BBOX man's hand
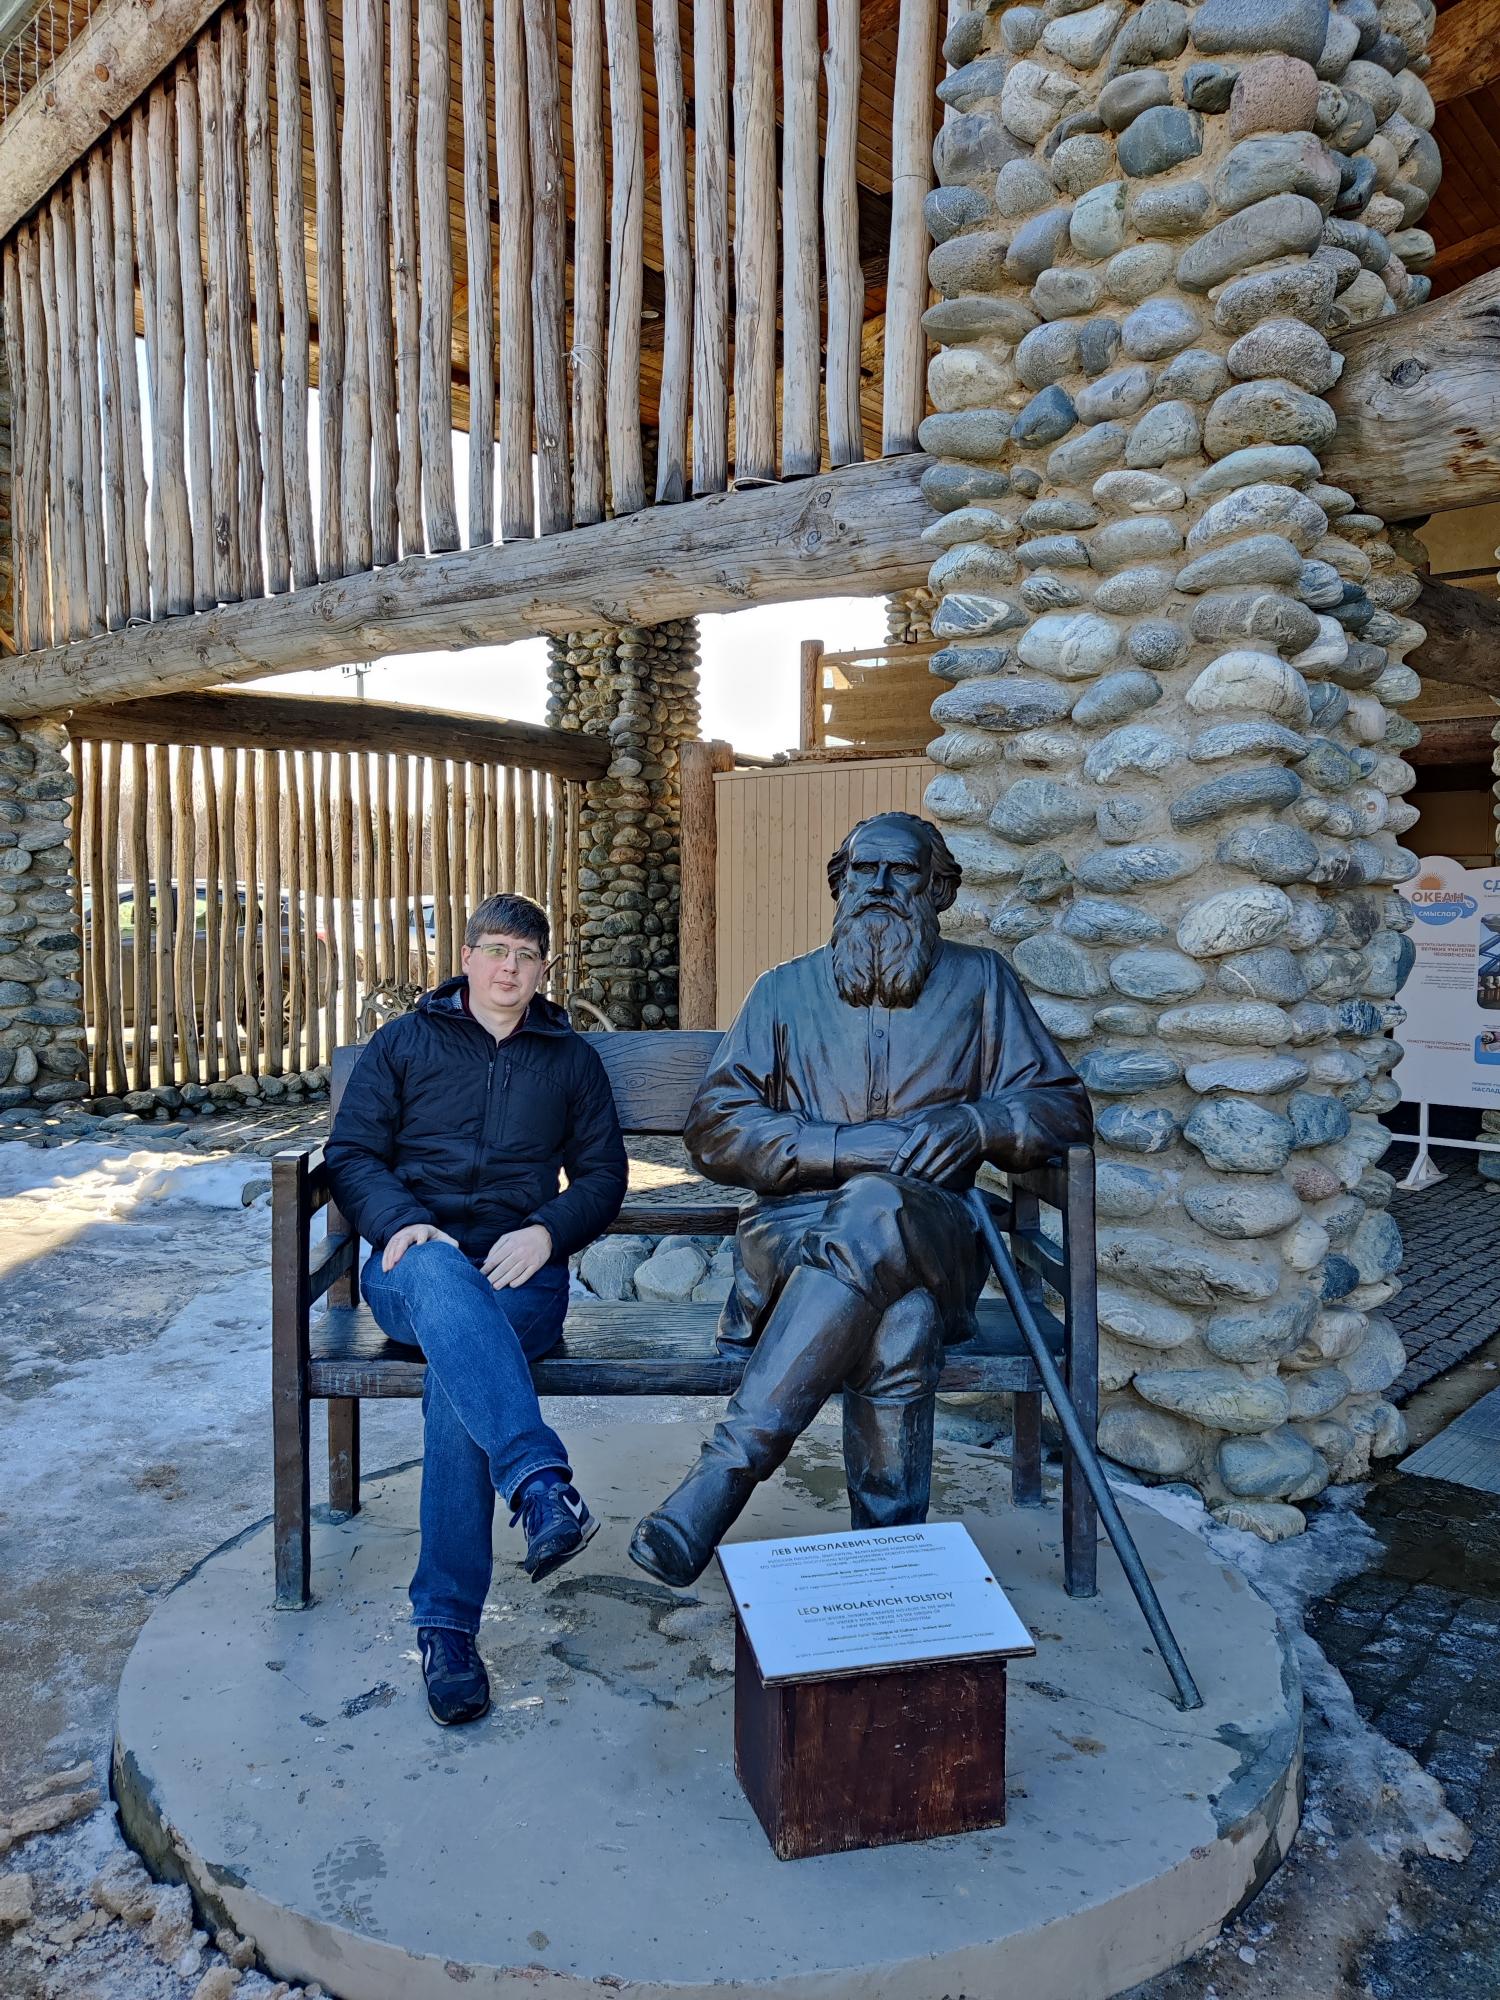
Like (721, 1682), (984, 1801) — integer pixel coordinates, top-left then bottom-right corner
(381, 1222), (459, 1272)
(832, 1120), (910, 1176)
(891, 1105), (984, 1186)
(482, 1224), (554, 1289)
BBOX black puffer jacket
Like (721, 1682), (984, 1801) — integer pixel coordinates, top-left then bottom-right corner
(325, 977), (627, 1264)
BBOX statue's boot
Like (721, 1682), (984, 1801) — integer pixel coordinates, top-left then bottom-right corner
(628, 1267), (875, 1587)
(843, 1388), (935, 1530)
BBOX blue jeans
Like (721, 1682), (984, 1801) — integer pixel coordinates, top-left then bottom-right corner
(361, 1242), (571, 1635)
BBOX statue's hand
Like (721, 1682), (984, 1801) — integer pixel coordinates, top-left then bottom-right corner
(833, 1120), (910, 1175)
(891, 1105), (984, 1185)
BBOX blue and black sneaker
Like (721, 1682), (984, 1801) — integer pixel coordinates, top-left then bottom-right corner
(511, 1475), (600, 1581)
(417, 1627), (490, 1727)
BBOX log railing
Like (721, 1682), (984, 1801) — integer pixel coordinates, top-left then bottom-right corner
(65, 697), (586, 1092)
(0, 0), (941, 660)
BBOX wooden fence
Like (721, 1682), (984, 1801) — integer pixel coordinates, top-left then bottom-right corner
(65, 695), (588, 1092)
(799, 639), (946, 754)
(0, 0), (941, 658)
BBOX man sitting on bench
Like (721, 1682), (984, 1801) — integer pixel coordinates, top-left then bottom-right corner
(629, 813), (1092, 1589)
(326, 891), (627, 1726)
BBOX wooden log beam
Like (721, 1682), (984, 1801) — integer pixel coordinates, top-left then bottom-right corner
(1406, 712), (1499, 768)
(63, 690), (613, 777)
(1412, 576), (1500, 700)
(0, 0), (224, 240)
(1425, 0), (1500, 106)
(0, 456), (935, 717)
(1324, 269), (1500, 520)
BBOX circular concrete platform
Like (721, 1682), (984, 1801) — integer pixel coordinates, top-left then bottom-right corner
(114, 1423), (1300, 2000)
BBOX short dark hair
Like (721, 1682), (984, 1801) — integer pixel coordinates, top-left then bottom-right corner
(465, 892), (551, 955)
(826, 814), (962, 914)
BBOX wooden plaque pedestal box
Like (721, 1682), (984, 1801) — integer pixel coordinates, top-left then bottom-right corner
(732, 1621), (1010, 1861)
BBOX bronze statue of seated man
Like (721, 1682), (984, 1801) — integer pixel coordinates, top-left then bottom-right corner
(628, 811), (1092, 1589)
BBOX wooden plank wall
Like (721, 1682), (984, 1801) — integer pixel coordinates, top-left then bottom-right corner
(0, 0), (939, 659)
(68, 734), (580, 1091)
(712, 755), (931, 1026)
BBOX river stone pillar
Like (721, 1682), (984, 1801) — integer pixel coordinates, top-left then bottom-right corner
(923, 0), (1438, 1534)
(0, 718), (87, 1109)
(547, 619), (701, 1028)
(888, 585), (940, 643)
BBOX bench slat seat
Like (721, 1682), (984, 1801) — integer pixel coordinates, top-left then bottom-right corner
(307, 1297), (1065, 1400)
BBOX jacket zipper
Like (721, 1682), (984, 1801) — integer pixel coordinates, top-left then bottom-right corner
(464, 1046), (512, 1235)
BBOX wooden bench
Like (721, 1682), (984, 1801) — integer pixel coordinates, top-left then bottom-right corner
(270, 1031), (1099, 1611)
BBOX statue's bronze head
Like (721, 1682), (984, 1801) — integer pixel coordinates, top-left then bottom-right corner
(826, 814), (961, 1008)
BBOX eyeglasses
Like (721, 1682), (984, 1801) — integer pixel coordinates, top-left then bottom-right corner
(468, 943), (545, 969)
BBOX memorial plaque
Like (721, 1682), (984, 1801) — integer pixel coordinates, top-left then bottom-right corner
(720, 1525), (1035, 1860)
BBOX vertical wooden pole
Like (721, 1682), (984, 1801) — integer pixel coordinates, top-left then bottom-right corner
(175, 71), (215, 611)
(652, 0), (691, 504)
(500, 764), (518, 892)
(130, 744), (152, 1087)
(604, 0), (645, 515)
(199, 36), (239, 604)
(336, 752), (357, 1040)
(679, 739), (733, 1028)
(50, 189), (92, 633)
(799, 639), (824, 750)
(130, 106), (164, 618)
(275, 0), (318, 587)
(884, 0), (939, 455)
(173, 744), (202, 1084)
(153, 742), (176, 1083)
(246, 0), (292, 593)
(546, 774), (565, 984)
(317, 751), (337, 1059)
(300, 751), (321, 1069)
(569, 0), (605, 527)
(393, 752), (411, 983)
(286, 751), (305, 1070)
(416, 0), (460, 552)
(339, 0), (374, 574)
(37, 213), (68, 640)
(460, 0), (494, 547)
(110, 134), (150, 623)
(823, 0), (865, 467)
(102, 741), (128, 1091)
(87, 157), (128, 634)
(391, 0), (425, 557)
(376, 753), (396, 982)
(781, 0), (820, 478)
(82, 744), (106, 1092)
(12, 230), (51, 648)
(262, 748), (283, 1072)
(692, 0), (729, 496)
(70, 170), (108, 632)
(432, 758), (452, 977)
(465, 761), (483, 908)
(219, 13), (265, 597)
(146, 91), (195, 616)
(732, 0), (776, 486)
(306, 0), (346, 578)
(524, 0), (570, 536)
(355, 752), (376, 983)
(241, 749), (260, 1073)
(450, 761), (469, 950)
(495, 0), (534, 541)
(202, 744), (221, 1082)
(518, 767), (538, 900)
(412, 756), (429, 987)
(481, 762), (499, 891)
(367, 0), (400, 566)
(2, 245), (27, 647)
(218, 746), (240, 1076)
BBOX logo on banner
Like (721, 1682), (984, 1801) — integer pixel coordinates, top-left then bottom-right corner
(1410, 870), (1478, 925)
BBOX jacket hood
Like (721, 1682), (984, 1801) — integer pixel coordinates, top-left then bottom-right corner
(417, 975), (574, 1037)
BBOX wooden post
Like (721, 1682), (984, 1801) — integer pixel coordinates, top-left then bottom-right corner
(336, 752), (357, 1039)
(299, 751), (320, 1068)
(679, 739), (732, 1029)
(652, 0), (691, 505)
(339, 0), (374, 574)
(246, 0), (291, 593)
(451, 760), (469, 946)
(306, 0), (347, 579)
(199, 35), (239, 605)
(570, 0), (606, 527)
(130, 743), (152, 1087)
(494, 0), (533, 542)
(201, 744), (221, 1082)
(367, 0), (399, 567)
(70, 169), (108, 633)
(83, 744), (106, 1092)
(377, 753), (397, 982)
(130, 106), (164, 618)
(432, 758), (453, 977)
(356, 752), (377, 986)
(13, 228), (51, 648)
(823, 0), (865, 467)
(263, 748), (283, 1073)
(37, 212), (69, 639)
(393, 752), (412, 981)
(219, 15), (265, 597)
(173, 744), (202, 1083)
(692, 0), (729, 496)
(51, 188), (92, 633)
(732, 0), (776, 486)
(102, 741), (128, 1091)
(524, 0), (570, 535)
(152, 742), (176, 1083)
(883, 0), (938, 455)
(286, 751), (304, 1069)
(780, 0), (820, 479)
(604, 0), (645, 516)
(87, 156), (127, 634)
(109, 133), (150, 622)
(460, 0), (494, 548)
(412, 754), (429, 986)
(417, 0), (460, 552)
(799, 639), (824, 751)
(391, 0), (425, 557)
(175, 71), (215, 612)
(218, 746), (240, 1076)
(240, 748), (260, 1073)
(275, 0), (318, 587)
(316, 750), (337, 1058)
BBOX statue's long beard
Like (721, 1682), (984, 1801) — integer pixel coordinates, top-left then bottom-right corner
(830, 902), (941, 1009)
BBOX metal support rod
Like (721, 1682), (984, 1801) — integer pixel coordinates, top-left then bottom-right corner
(968, 1188), (1204, 1712)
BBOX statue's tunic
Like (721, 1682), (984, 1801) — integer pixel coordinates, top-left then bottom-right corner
(685, 940), (1092, 1353)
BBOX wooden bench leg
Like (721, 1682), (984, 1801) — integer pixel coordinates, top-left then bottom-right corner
(272, 1152), (312, 1610)
(1012, 1391), (1043, 1507)
(328, 1399), (362, 1519)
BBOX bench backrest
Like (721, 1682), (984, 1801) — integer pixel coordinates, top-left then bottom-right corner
(330, 1027), (724, 1136)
